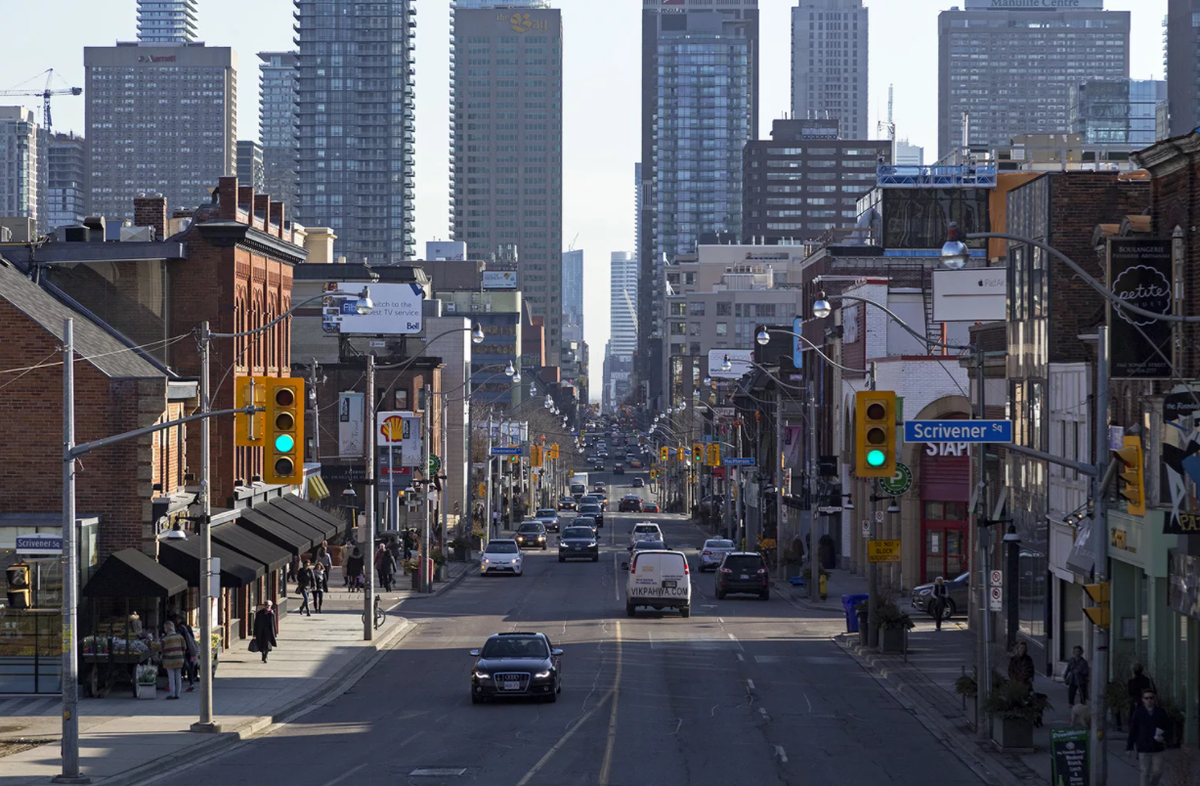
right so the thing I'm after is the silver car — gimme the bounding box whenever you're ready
[699,538,736,571]
[535,508,560,532]
[481,539,523,576]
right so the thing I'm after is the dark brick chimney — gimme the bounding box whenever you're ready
[133,193,168,240]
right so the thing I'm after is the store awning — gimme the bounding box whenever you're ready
[211,523,292,573]
[159,537,263,587]
[245,505,328,547]
[237,509,313,555]
[82,548,188,598]
[270,496,344,541]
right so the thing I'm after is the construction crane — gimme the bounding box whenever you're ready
[0,69,83,136]
[876,83,896,141]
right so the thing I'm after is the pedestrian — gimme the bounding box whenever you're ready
[1008,641,1040,726]
[312,562,326,613]
[929,576,949,631]
[296,560,314,617]
[160,621,186,699]
[252,601,277,663]
[341,544,353,588]
[374,542,387,587]
[173,614,200,692]
[346,544,365,591]
[315,546,332,594]
[1128,663,1155,727]
[1126,688,1170,786]
[379,544,397,592]
[1064,645,1090,709]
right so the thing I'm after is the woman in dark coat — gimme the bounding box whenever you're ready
[252,601,277,663]
[346,545,365,592]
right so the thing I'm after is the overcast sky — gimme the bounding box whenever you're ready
[0,0,1168,399]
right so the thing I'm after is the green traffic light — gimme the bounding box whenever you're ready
[275,434,295,453]
[866,449,886,467]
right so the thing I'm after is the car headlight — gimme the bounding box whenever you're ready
[538,535,545,541]
[533,670,551,679]
[482,558,492,564]
[474,671,490,680]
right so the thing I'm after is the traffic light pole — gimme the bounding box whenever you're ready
[1089,325,1110,786]
[363,353,375,641]
[866,362,879,650]
[421,383,433,593]
[193,321,219,734]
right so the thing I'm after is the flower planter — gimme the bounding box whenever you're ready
[880,626,905,653]
[992,716,1034,750]
[136,682,156,700]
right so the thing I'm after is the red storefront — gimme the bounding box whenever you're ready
[919,440,971,584]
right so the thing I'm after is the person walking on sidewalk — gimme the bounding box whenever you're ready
[173,615,200,693]
[346,544,365,592]
[929,576,948,631]
[296,560,314,617]
[1064,645,1090,709]
[1127,688,1171,786]
[341,544,354,589]
[312,562,326,613]
[315,546,332,594]
[161,621,186,699]
[378,544,397,592]
[1128,663,1156,727]
[1007,641,1042,726]
[252,602,277,663]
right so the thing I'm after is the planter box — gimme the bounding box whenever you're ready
[135,683,156,700]
[992,716,1034,751]
[880,626,905,653]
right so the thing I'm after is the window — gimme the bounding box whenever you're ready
[717,302,732,316]
[689,301,706,316]
[716,323,728,336]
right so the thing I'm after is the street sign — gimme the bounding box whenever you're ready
[875,510,884,523]
[867,539,901,563]
[724,457,756,467]
[862,519,870,538]
[15,535,62,557]
[818,455,838,477]
[1049,728,1088,786]
[320,464,368,484]
[879,462,913,496]
[714,407,735,419]
[490,446,521,456]
[990,569,1003,612]
[817,506,843,515]
[904,419,1012,444]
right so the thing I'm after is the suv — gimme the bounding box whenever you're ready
[631,477,645,488]
[715,552,770,600]
[515,521,548,550]
[577,502,604,528]
[534,508,560,532]
[469,632,563,704]
[618,495,642,513]
[628,522,663,550]
[558,525,599,562]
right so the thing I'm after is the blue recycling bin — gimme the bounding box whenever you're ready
[842,593,870,632]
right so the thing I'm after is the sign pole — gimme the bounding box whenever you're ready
[363,353,375,641]
[1089,325,1110,786]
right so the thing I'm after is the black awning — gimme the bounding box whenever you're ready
[82,548,188,598]
[270,496,343,541]
[247,505,328,546]
[159,537,263,587]
[237,509,313,555]
[211,523,292,572]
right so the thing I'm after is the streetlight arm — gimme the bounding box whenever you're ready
[208,288,369,340]
[831,294,970,351]
[757,328,868,374]
[966,231,1200,324]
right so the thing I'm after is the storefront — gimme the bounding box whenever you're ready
[1167,547,1200,746]
[918,441,970,584]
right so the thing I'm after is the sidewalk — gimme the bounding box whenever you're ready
[0,559,474,785]
[775,565,870,614]
[832,615,1147,786]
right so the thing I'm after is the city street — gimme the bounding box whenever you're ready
[141,473,984,786]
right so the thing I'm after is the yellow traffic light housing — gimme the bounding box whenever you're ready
[1112,436,1145,517]
[264,377,305,485]
[693,443,703,463]
[1083,582,1111,628]
[707,443,720,467]
[531,445,543,467]
[234,376,267,446]
[660,447,668,462]
[676,447,685,462]
[855,390,896,478]
[5,563,31,610]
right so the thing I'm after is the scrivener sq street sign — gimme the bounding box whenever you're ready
[903,420,1012,444]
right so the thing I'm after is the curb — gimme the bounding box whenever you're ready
[832,633,1029,786]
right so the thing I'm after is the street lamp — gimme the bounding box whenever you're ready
[812,294,832,320]
[471,324,485,344]
[940,223,970,270]
[512,371,522,384]
[504,360,515,377]
[756,327,770,346]
[721,355,732,372]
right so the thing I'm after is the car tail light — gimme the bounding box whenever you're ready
[683,560,690,575]
[702,550,712,556]
[719,567,732,574]
[756,568,767,575]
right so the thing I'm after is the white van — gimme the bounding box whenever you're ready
[624,550,691,618]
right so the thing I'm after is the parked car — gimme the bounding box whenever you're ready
[911,572,970,619]
[481,539,523,576]
[534,508,560,532]
[618,495,643,513]
[715,552,770,600]
[469,632,562,704]
[698,538,736,571]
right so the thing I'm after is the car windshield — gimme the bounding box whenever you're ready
[634,525,659,534]
[480,636,548,660]
[580,504,601,513]
[562,527,594,539]
[635,540,666,550]
[536,509,556,517]
[486,542,519,554]
[724,555,765,571]
[573,517,596,526]
[705,540,735,549]
[519,523,544,533]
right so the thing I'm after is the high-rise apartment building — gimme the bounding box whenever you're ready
[894,139,923,167]
[640,0,758,407]
[1070,79,1166,146]
[790,0,868,139]
[136,0,199,43]
[1167,1,1200,137]
[742,118,889,244]
[609,251,637,357]
[0,107,40,226]
[47,132,87,229]
[258,52,299,211]
[237,140,265,192]
[295,0,417,264]
[450,0,564,362]
[84,42,237,218]
[562,248,583,344]
[938,0,1129,159]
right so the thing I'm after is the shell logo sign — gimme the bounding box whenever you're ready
[380,415,407,443]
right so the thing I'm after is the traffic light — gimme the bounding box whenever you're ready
[1113,436,1145,516]
[660,446,668,462]
[693,443,703,463]
[5,563,30,610]
[855,390,896,478]
[233,376,266,446]
[531,445,543,467]
[549,444,559,460]
[676,447,685,462]
[1083,582,1111,628]
[707,444,721,467]
[264,377,305,484]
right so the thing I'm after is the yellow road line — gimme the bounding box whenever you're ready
[599,619,623,786]
[515,690,613,786]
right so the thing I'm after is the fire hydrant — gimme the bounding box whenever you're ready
[818,572,828,600]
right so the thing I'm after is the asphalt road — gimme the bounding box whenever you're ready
[145,471,983,786]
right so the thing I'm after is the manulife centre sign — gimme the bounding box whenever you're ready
[965,0,1102,9]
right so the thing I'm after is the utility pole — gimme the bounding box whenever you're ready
[308,360,321,463]
[421,383,432,593]
[973,347,990,740]
[808,386,818,601]
[866,361,880,649]
[440,392,448,559]
[774,386,786,581]
[58,318,86,784]
[362,353,375,640]
[191,321,218,734]
[484,413,493,545]
[1089,326,1110,786]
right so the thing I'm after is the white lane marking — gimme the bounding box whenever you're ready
[400,730,425,747]
[736,653,744,662]
[727,633,744,651]
[758,706,770,721]
[746,679,755,691]
[319,763,369,786]
[647,630,655,650]
[613,552,621,602]
[804,693,812,713]
[774,745,788,763]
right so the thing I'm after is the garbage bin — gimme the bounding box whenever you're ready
[842,593,870,632]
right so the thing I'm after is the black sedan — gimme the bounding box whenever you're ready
[618,495,643,513]
[558,525,599,562]
[470,632,563,704]
[612,464,625,475]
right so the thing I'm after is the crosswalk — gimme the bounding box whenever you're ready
[0,695,61,717]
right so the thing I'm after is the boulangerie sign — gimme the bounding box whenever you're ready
[1107,237,1173,379]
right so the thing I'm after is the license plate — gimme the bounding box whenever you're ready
[740,574,749,580]
[662,580,676,588]
[504,680,520,691]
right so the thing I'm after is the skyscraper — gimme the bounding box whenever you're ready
[237,140,265,192]
[450,0,564,362]
[136,0,199,43]
[609,252,637,357]
[47,132,87,229]
[561,248,583,344]
[84,42,237,219]
[938,1,1129,159]
[640,0,758,407]
[1167,1,1200,137]
[258,51,299,212]
[1070,79,1166,146]
[790,0,868,139]
[295,0,417,263]
[0,107,40,226]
